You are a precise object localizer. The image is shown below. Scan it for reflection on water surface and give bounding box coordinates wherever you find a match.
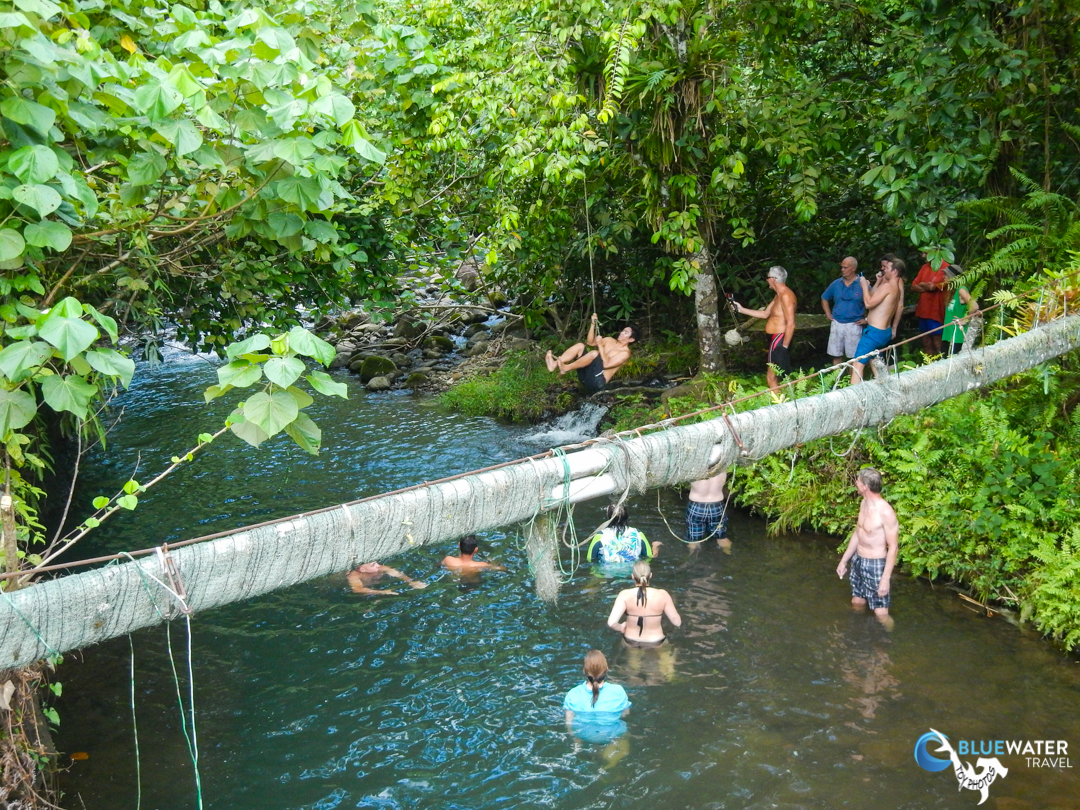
[53,353,1080,809]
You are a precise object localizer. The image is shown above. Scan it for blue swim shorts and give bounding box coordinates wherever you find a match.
[854,325,892,365]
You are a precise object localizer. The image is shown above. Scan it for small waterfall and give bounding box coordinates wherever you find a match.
[522,402,608,447]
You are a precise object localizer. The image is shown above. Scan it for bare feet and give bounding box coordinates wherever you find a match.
[717,537,732,554]
[545,350,558,372]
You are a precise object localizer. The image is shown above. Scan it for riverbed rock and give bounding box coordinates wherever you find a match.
[422,349,444,360]
[507,337,535,353]
[340,311,370,331]
[365,376,392,391]
[390,352,411,367]
[393,318,423,340]
[357,356,397,383]
[405,372,429,388]
[463,323,488,339]
[424,335,456,352]
[464,340,490,357]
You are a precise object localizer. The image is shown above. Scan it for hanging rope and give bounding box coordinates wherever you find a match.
[583,174,597,318]
[129,634,142,810]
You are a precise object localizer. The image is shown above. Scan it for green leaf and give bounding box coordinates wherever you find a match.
[85,348,135,387]
[165,64,204,98]
[228,406,268,448]
[83,306,119,344]
[157,119,203,156]
[274,177,323,211]
[42,706,59,726]
[225,333,271,359]
[40,374,96,419]
[0,229,25,262]
[285,385,313,409]
[267,211,304,238]
[13,184,62,216]
[287,327,335,365]
[264,356,305,388]
[127,152,168,186]
[284,412,321,454]
[92,496,109,509]
[14,0,62,18]
[133,82,184,120]
[272,137,315,166]
[117,494,138,510]
[0,388,37,435]
[217,360,262,388]
[50,298,83,318]
[0,96,56,135]
[82,517,99,529]
[0,340,52,380]
[37,315,98,361]
[122,479,140,495]
[23,221,72,251]
[340,120,386,164]
[203,383,233,403]
[242,390,298,436]
[306,370,348,399]
[311,93,355,127]
[8,145,59,184]
[197,433,214,444]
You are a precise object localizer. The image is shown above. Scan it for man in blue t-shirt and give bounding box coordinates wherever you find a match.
[820,256,866,366]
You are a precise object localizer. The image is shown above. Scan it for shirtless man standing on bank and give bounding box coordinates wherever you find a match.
[545,313,637,394]
[850,257,905,384]
[732,266,797,393]
[836,468,899,628]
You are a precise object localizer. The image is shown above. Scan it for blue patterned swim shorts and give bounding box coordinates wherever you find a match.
[685,500,728,543]
[850,553,889,610]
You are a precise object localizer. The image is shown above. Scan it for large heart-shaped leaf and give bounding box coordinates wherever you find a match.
[225,333,271,359]
[0,388,38,435]
[228,407,269,449]
[0,229,26,262]
[8,145,59,184]
[41,374,96,419]
[23,220,72,251]
[133,81,183,120]
[306,370,348,399]
[217,360,262,388]
[13,184,62,216]
[0,96,55,135]
[0,340,53,381]
[288,327,335,365]
[242,390,298,437]
[85,348,135,387]
[37,315,98,361]
[284,412,321,455]
[264,356,305,389]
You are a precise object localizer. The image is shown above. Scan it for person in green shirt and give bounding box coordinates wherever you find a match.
[941,264,979,356]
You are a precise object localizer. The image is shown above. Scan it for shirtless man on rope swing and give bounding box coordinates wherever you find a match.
[545,313,638,394]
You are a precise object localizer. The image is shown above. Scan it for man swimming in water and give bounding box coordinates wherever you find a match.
[545,313,637,394]
[347,562,428,595]
[441,535,506,571]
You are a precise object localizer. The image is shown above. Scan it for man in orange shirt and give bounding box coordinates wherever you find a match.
[911,252,948,356]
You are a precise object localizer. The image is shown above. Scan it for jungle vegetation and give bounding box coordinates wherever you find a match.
[1,0,1080,799]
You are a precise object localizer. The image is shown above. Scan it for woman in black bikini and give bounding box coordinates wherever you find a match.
[606,561,682,647]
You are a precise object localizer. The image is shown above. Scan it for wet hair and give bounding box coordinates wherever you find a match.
[459,535,478,555]
[583,649,609,706]
[632,560,652,608]
[857,467,883,493]
[767,265,788,283]
[605,503,629,535]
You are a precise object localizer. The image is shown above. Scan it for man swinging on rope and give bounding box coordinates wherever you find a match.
[545,313,638,394]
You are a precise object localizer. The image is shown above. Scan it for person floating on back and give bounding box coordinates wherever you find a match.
[441,534,505,572]
[586,504,659,565]
[347,562,428,595]
[836,467,899,629]
[731,265,797,393]
[545,313,637,394]
[607,561,682,647]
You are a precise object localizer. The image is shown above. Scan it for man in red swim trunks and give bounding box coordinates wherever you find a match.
[732,265,797,393]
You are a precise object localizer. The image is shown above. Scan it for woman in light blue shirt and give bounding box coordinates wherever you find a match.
[563,650,630,742]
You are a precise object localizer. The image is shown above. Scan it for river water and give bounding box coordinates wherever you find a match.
[52,351,1080,809]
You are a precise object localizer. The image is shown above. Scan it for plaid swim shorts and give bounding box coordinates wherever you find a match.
[849,553,890,610]
[685,500,728,543]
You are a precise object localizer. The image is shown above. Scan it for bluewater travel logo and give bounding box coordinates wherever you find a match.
[914,728,1072,805]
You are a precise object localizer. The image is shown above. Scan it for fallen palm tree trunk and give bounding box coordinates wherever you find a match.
[1,317,1078,668]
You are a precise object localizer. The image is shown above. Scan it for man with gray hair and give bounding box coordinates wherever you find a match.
[836,467,899,628]
[732,265,797,392]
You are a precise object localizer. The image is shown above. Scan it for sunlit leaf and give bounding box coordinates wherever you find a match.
[8,145,59,184]
[263,356,304,388]
[0,388,37,435]
[85,348,135,387]
[40,374,96,419]
[0,340,52,381]
[242,390,298,436]
[306,370,348,399]
[217,360,262,388]
[284,412,321,454]
[37,316,98,361]
[287,327,335,365]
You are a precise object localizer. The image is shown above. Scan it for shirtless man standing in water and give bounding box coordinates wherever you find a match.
[836,468,899,628]
[686,470,731,552]
[732,266,797,393]
[850,257,905,384]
